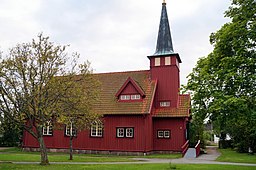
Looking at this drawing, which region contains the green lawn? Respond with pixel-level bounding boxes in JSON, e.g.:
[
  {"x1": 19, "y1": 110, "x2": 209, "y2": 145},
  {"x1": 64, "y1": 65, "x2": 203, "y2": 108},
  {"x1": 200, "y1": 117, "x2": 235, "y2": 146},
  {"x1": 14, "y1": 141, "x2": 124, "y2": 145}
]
[
  {"x1": 0, "y1": 147, "x2": 180, "y2": 162},
  {"x1": 217, "y1": 149, "x2": 256, "y2": 164},
  {"x1": 0, "y1": 163, "x2": 255, "y2": 170}
]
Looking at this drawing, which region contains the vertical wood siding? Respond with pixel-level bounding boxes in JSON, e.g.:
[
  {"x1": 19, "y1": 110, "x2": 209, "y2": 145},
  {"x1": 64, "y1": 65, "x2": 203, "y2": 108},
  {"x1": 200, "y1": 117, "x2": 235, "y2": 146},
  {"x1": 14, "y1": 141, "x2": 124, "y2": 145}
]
[
  {"x1": 150, "y1": 56, "x2": 180, "y2": 108},
  {"x1": 23, "y1": 114, "x2": 154, "y2": 152},
  {"x1": 153, "y1": 117, "x2": 186, "y2": 151}
]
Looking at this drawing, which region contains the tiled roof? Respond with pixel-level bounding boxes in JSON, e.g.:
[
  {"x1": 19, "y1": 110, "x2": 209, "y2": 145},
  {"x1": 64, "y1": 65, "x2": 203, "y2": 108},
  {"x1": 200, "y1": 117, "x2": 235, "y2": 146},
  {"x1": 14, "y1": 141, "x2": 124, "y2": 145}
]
[
  {"x1": 152, "y1": 94, "x2": 190, "y2": 117},
  {"x1": 92, "y1": 70, "x2": 156, "y2": 115}
]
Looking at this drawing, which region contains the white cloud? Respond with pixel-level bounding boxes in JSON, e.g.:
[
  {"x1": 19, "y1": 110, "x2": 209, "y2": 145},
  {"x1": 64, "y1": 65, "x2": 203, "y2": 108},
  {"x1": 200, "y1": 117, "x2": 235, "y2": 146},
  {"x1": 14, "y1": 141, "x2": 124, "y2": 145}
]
[{"x1": 0, "y1": 0, "x2": 231, "y2": 85}]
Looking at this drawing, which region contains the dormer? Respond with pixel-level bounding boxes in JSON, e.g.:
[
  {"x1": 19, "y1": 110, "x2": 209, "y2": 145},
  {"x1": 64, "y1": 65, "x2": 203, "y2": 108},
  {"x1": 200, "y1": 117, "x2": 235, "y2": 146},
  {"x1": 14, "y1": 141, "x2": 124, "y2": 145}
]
[{"x1": 115, "y1": 77, "x2": 145, "y2": 102}]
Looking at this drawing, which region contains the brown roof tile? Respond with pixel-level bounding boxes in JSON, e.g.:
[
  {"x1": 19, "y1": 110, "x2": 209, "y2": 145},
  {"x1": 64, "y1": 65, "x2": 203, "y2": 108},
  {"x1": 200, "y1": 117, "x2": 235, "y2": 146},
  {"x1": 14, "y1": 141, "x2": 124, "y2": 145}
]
[
  {"x1": 152, "y1": 94, "x2": 190, "y2": 117},
  {"x1": 92, "y1": 70, "x2": 156, "y2": 115}
]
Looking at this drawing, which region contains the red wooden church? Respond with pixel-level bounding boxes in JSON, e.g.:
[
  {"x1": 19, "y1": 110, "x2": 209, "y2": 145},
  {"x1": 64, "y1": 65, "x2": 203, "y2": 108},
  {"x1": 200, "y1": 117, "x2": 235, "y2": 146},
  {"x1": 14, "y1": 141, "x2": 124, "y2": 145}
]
[{"x1": 23, "y1": 1, "x2": 191, "y2": 155}]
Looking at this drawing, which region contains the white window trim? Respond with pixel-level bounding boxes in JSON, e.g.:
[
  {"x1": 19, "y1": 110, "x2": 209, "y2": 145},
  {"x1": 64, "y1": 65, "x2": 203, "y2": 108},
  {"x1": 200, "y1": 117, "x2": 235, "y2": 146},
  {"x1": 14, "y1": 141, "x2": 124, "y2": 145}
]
[
  {"x1": 131, "y1": 94, "x2": 141, "y2": 100},
  {"x1": 91, "y1": 122, "x2": 103, "y2": 137},
  {"x1": 164, "y1": 131, "x2": 170, "y2": 138},
  {"x1": 120, "y1": 95, "x2": 130, "y2": 100},
  {"x1": 65, "y1": 124, "x2": 77, "y2": 137},
  {"x1": 157, "y1": 130, "x2": 170, "y2": 139},
  {"x1": 158, "y1": 131, "x2": 164, "y2": 138},
  {"x1": 117, "y1": 128, "x2": 125, "y2": 138},
  {"x1": 160, "y1": 101, "x2": 171, "y2": 107},
  {"x1": 126, "y1": 128, "x2": 134, "y2": 138},
  {"x1": 43, "y1": 121, "x2": 53, "y2": 136},
  {"x1": 120, "y1": 94, "x2": 141, "y2": 101}
]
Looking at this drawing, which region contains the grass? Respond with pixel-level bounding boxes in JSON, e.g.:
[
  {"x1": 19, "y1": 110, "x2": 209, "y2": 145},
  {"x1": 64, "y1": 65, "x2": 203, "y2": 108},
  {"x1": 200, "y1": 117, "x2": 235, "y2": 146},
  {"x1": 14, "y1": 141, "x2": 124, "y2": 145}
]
[
  {"x1": 0, "y1": 163, "x2": 255, "y2": 170},
  {"x1": 0, "y1": 147, "x2": 181, "y2": 162},
  {"x1": 217, "y1": 149, "x2": 256, "y2": 164}
]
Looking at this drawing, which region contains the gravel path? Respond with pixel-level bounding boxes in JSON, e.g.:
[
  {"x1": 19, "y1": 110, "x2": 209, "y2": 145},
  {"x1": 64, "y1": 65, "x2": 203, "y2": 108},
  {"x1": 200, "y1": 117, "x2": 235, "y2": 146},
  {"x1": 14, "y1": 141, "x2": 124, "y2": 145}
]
[{"x1": 1, "y1": 146, "x2": 256, "y2": 166}]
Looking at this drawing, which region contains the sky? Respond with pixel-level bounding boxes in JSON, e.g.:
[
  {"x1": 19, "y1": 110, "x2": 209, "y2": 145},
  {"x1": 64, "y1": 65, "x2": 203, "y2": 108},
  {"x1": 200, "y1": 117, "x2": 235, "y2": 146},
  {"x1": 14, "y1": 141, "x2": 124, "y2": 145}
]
[{"x1": 0, "y1": 0, "x2": 231, "y2": 85}]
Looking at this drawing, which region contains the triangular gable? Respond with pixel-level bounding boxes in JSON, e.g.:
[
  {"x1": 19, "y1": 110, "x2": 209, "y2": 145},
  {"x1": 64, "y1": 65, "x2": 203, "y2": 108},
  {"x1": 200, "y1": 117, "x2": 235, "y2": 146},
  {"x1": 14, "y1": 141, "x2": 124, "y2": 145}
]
[{"x1": 115, "y1": 77, "x2": 145, "y2": 98}]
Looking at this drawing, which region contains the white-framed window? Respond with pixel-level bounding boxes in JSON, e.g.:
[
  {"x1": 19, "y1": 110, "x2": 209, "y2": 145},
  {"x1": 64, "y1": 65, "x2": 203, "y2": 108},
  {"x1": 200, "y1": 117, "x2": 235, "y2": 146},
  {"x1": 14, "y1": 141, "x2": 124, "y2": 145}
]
[
  {"x1": 90, "y1": 121, "x2": 103, "y2": 137},
  {"x1": 160, "y1": 101, "x2": 171, "y2": 107},
  {"x1": 164, "y1": 130, "x2": 170, "y2": 138},
  {"x1": 165, "y1": 57, "x2": 171, "y2": 65},
  {"x1": 117, "y1": 127, "x2": 134, "y2": 138},
  {"x1": 120, "y1": 95, "x2": 130, "y2": 100},
  {"x1": 157, "y1": 131, "x2": 164, "y2": 138},
  {"x1": 155, "y1": 57, "x2": 160, "y2": 66},
  {"x1": 120, "y1": 94, "x2": 141, "y2": 101},
  {"x1": 131, "y1": 94, "x2": 141, "y2": 100},
  {"x1": 65, "y1": 125, "x2": 77, "y2": 137},
  {"x1": 43, "y1": 121, "x2": 53, "y2": 136},
  {"x1": 126, "y1": 128, "x2": 134, "y2": 138},
  {"x1": 157, "y1": 130, "x2": 171, "y2": 139},
  {"x1": 117, "y1": 128, "x2": 125, "y2": 137}
]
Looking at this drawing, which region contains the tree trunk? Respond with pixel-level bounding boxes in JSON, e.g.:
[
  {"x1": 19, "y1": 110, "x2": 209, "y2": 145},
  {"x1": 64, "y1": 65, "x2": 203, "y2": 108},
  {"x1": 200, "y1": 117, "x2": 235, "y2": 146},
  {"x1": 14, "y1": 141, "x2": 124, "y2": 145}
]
[
  {"x1": 69, "y1": 136, "x2": 73, "y2": 160},
  {"x1": 38, "y1": 135, "x2": 49, "y2": 165}
]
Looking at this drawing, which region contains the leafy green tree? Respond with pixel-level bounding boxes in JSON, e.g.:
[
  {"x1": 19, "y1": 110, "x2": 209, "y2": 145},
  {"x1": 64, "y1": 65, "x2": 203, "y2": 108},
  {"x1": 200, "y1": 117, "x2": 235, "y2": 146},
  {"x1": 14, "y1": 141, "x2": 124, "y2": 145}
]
[
  {"x1": 0, "y1": 116, "x2": 22, "y2": 147},
  {"x1": 56, "y1": 66, "x2": 100, "y2": 160},
  {"x1": 0, "y1": 34, "x2": 99, "y2": 164},
  {"x1": 186, "y1": 0, "x2": 256, "y2": 152}
]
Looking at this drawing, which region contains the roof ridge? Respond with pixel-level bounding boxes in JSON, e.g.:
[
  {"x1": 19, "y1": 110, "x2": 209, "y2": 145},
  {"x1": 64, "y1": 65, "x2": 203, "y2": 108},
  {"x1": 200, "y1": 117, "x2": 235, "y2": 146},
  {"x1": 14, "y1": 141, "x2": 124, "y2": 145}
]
[{"x1": 93, "y1": 70, "x2": 150, "y2": 75}]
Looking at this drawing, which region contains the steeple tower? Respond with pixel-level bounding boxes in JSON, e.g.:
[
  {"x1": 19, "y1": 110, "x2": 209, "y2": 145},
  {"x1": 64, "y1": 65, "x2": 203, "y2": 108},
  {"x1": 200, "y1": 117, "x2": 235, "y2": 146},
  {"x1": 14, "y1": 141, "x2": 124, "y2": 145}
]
[
  {"x1": 154, "y1": 1, "x2": 174, "y2": 56},
  {"x1": 148, "y1": 1, "x2": 182, "y2": 108}
]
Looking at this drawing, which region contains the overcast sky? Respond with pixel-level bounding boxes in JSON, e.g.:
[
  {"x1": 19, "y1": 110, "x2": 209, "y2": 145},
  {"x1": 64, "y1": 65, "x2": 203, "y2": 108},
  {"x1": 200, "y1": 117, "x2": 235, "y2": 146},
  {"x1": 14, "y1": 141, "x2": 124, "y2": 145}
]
[{"x1": 0, "y1": 0, "x2": 231, "y2": 85}]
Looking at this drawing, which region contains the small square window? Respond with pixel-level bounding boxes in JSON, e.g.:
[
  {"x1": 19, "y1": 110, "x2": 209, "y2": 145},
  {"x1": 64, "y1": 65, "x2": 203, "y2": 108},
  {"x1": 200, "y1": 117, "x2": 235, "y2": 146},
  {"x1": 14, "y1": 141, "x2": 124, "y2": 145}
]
[
  {"x1": 126, "y1": 128, "x2": 134, "y2": 138},
  {"x1": 164, "y1": 131, "x2": 170, "y2": 138},
  {"x1": 158, "y1": 131, "x2": 164, "y2": 138},
  {"x1": 131, "y1": 94, "x2": 141, "y2": 100},
  {"x1": 117, "y1": 128, "x2": 125, "y2": 138},
  {"x1": 157, "y1": 130, "x2": 171, "y2": 139}
]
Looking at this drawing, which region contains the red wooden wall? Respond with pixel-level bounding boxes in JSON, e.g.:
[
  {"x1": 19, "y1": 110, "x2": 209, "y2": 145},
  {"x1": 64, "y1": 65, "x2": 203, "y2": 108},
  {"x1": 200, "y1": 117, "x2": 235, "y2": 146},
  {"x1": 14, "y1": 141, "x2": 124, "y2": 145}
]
[
  {"x1": 153, "y1": 117, "x2": 187, "y2": 152},
  {"x1": 23, "y1": 114, "x2": 154, "y2": 152},
  {"x1": 150, "y1": 55, "x2": 180, "y2": 108}
]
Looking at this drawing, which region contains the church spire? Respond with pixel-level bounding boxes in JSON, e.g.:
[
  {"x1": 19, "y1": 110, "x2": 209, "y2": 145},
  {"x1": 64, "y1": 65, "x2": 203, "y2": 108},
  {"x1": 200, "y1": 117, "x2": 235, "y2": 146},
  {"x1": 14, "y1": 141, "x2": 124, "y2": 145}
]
[{"x1": 153, "y1": 1, "x2": 174, "y2": 56}]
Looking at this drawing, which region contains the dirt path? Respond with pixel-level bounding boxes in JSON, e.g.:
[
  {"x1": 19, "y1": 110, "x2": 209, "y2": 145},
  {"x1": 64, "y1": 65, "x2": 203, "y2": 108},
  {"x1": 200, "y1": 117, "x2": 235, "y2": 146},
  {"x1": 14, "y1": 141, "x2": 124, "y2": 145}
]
[{"x1": 0, "y1": 147, "x2": 11, "y2": 151}]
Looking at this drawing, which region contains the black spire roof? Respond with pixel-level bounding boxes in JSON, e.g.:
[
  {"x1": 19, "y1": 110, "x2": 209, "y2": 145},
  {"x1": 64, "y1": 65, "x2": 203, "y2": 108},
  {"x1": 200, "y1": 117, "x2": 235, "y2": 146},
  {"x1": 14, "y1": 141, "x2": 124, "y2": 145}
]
[{"x1": 153, "y1": 2, "x2": 174, "y2": 56}]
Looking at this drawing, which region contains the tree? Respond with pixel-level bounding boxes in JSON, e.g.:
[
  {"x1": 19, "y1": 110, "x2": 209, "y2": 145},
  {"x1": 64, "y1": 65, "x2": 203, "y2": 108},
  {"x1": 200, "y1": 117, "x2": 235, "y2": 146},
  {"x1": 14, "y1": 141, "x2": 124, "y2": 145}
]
[
  {"x1": 0, "y1": 34, "x2": 99, "y2": 164},
  {"x1": 185, "y1": 0, "x2": 256, "y2": 152},
  {"x1": 0, "y1": 115, "x2": 23, "y2": 147},
  {"x1": 56, "y1": 66, "x2": 100, "y2": 160}
]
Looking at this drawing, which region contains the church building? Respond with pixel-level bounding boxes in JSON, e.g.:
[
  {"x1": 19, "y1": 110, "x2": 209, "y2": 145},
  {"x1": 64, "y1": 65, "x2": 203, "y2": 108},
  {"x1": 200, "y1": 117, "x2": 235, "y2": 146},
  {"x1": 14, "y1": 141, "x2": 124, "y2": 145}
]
[{"x1": 23, "y1": 1, "x2": 191, "y2": 155}]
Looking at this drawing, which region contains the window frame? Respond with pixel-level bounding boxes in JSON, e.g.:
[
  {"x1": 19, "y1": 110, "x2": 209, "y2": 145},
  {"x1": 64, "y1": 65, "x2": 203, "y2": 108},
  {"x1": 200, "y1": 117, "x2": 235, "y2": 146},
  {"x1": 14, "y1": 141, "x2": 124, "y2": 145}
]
[
  {"x1": 42, "y1": 121, "x2": 53, "y2": 136},
  {"x1": 90, "y1": 121, "x2": 103, "y2": 138},
  {"x1": 65, "y1": 125, "x2": 77, "y2": 137},
  {"x1": 157, "y1": 130, "x2": 171, "y2": 139},
  {"x1": 120, "y1": 95, "x2": 130, "y2": 100},
  {"x1": 160, "y1": 101, "x2": 171, "y2": 107},
  {"x1": 126, "y1": 128, "x2": 134, "y2": 138},
  {"x1": 116, "y1": 127, "x2": 134, "y2": 138},
  {"x1": 117, "y1": 128, "x2": 125, "y2": 138},
  {"x1": 119, "y1": 94, "x2": 141, "y2": 101}
]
